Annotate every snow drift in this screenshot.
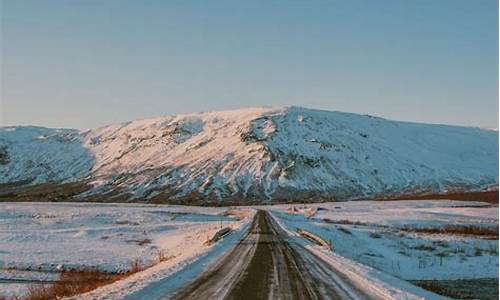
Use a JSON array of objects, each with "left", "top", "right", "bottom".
[{"left": 0, "top": 106, "right": 497, "bottom": 203}]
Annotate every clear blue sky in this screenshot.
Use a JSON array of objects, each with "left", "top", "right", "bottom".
[{"left": 1, "top": 0, "right": 498, "bottom": 129}]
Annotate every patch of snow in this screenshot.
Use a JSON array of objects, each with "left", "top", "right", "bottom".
[
  {"left": 271, "top": 200, "right": 499, "bottom": 281},
  {"left": 268, "top": 210, "right": 446, "bottom": 299},
  {"left": 0, "top": 202, "right": 250, "bottom": 298}
]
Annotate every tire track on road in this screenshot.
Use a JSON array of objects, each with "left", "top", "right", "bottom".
[{"left": 169, "top": 210, "right": 374, "bottom": 300}]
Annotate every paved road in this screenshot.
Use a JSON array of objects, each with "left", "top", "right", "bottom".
[{"left": 169, "top": 210, "right": 376, "bottom": 300}]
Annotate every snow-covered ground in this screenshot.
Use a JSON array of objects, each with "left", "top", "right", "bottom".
[
  {"left": 268, "top": 213, "right": 446, "bottom": 299},
  {"left": 270, "top": 200, "right": 499, "bottom": 281},
  {"left": 0, "top": 202, "right": 252, "bottom": 298},
  {"left": 1, "top": 106, "right": 497, "bottom": 203},
  {"left": 1, "top": 200, "right": 497, "bottom": 299}
]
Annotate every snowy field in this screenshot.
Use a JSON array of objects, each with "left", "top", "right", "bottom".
[
  {"left": 271, "top": 200, "right": 499, "bottom": 281},
  {"left": 0, "top": 200, "right": 497, "bottom": 299},
  {"left": 0, "top": 202, "right": 251, "bottom": 297}
]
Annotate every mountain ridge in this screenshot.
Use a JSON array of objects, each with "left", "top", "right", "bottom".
[{"left": 0, "top": 106, "right": 497, "bottom": 203}]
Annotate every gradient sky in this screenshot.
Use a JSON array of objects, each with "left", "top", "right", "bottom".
[{"left": 1, "top": 0, "right": 498, "bottom": 129}]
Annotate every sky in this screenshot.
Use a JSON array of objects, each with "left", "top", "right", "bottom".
[{"left": 0, "top": 0, "right": 498, "bottom": 129}]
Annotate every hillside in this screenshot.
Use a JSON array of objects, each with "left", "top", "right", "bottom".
[{"left": 0, "top": 106, "right": 497, "bottom": 204}]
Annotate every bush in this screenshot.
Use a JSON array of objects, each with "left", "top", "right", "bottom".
[{"left": 130, "top": 258, "right": 143, "bottom": 273}]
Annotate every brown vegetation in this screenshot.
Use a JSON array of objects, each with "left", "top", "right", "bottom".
[
  {"left": 0, "top": 181, "right": 92, "bottom": 202},
  {"left": 0, "top": 181, "right": 134, "bottom": 203},
  {"left": 412, "top": 278, "right": 499, "bottom": 300},
  {"left": 3, "top": 269, "right": 126, "bottom": 300},
  {"left": 2, "top": 260, "right": 148, "bottom": 300},
  {"left": 157, "top": 249, "right": 174, "bottom": 263},
  {"left": 402, "top": 224, "right": 499, "bottom": 239},
  {"left": 379, "top": 190, "right": 499, "bottom": 204},
  {"left": 130, "top": 258, "right": 143, "bottom": 273}
]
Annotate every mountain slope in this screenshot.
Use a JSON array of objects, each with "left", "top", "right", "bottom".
[{"left": 0, "top": 107, "right": 497, "bottom": 203}]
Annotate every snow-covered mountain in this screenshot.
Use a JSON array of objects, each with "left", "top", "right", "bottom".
[{"left": 0, "top": 107, "right": 497, "bottom": 203}]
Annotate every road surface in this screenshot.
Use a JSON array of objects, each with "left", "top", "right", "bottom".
[{"left": 168, "top": 210, "right": 377, "bottom": 300}]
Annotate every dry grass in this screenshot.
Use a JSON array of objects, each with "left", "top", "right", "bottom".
[
  {"left": 412, "top": 278, "right": 499, "bottom": 300},
  {"left": 157, "top": 249, "right": 175, "bottom": 263},
  {"left": 379, "top": 190, "right": 499, "bottom": 204},
  {"left": 0, "top": 181, "right": 93, "bottom": 202},
  {"left": 413, "top": 280, "right": 472, "bottom": 298},
  {"left": 402, "top": 224, "right": 499, "bottom": 239},
  {"left": 23, "top": 268, "right": 125, "bottom": 300},
  {"left": 2, "top": 259, "right": 148, "bottom": 300},
  {"left": 130, "top": 258, "right": 143, "bottom": 273}
]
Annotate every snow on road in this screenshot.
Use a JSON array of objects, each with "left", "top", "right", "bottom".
[
  {"left": 166, "top": 210, "right": 381, "bottom": 300},
  {"left": 268, "top": 211, "right": 447, "bottom": 300},
  {"left": 164, "top": 210, "right": 445, "bottom": 300},
  {"left": 123, "top": 215, "right": 254, "bottom": 300}
]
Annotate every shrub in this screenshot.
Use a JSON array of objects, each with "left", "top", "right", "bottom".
[
  {"left": 157, "top": 250, "right": 174, "bottom": 263},
  {"left": 130, "top": 258, "right": 143, "bottom": 273}
]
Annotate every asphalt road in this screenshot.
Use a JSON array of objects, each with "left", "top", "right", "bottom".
[{"left": 169, "top": 210, "right": 377, "bottom": 300}]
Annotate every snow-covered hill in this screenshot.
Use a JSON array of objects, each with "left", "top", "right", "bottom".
[{"left": 0, "top": 107, "right": 497, "bottom": 203}]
